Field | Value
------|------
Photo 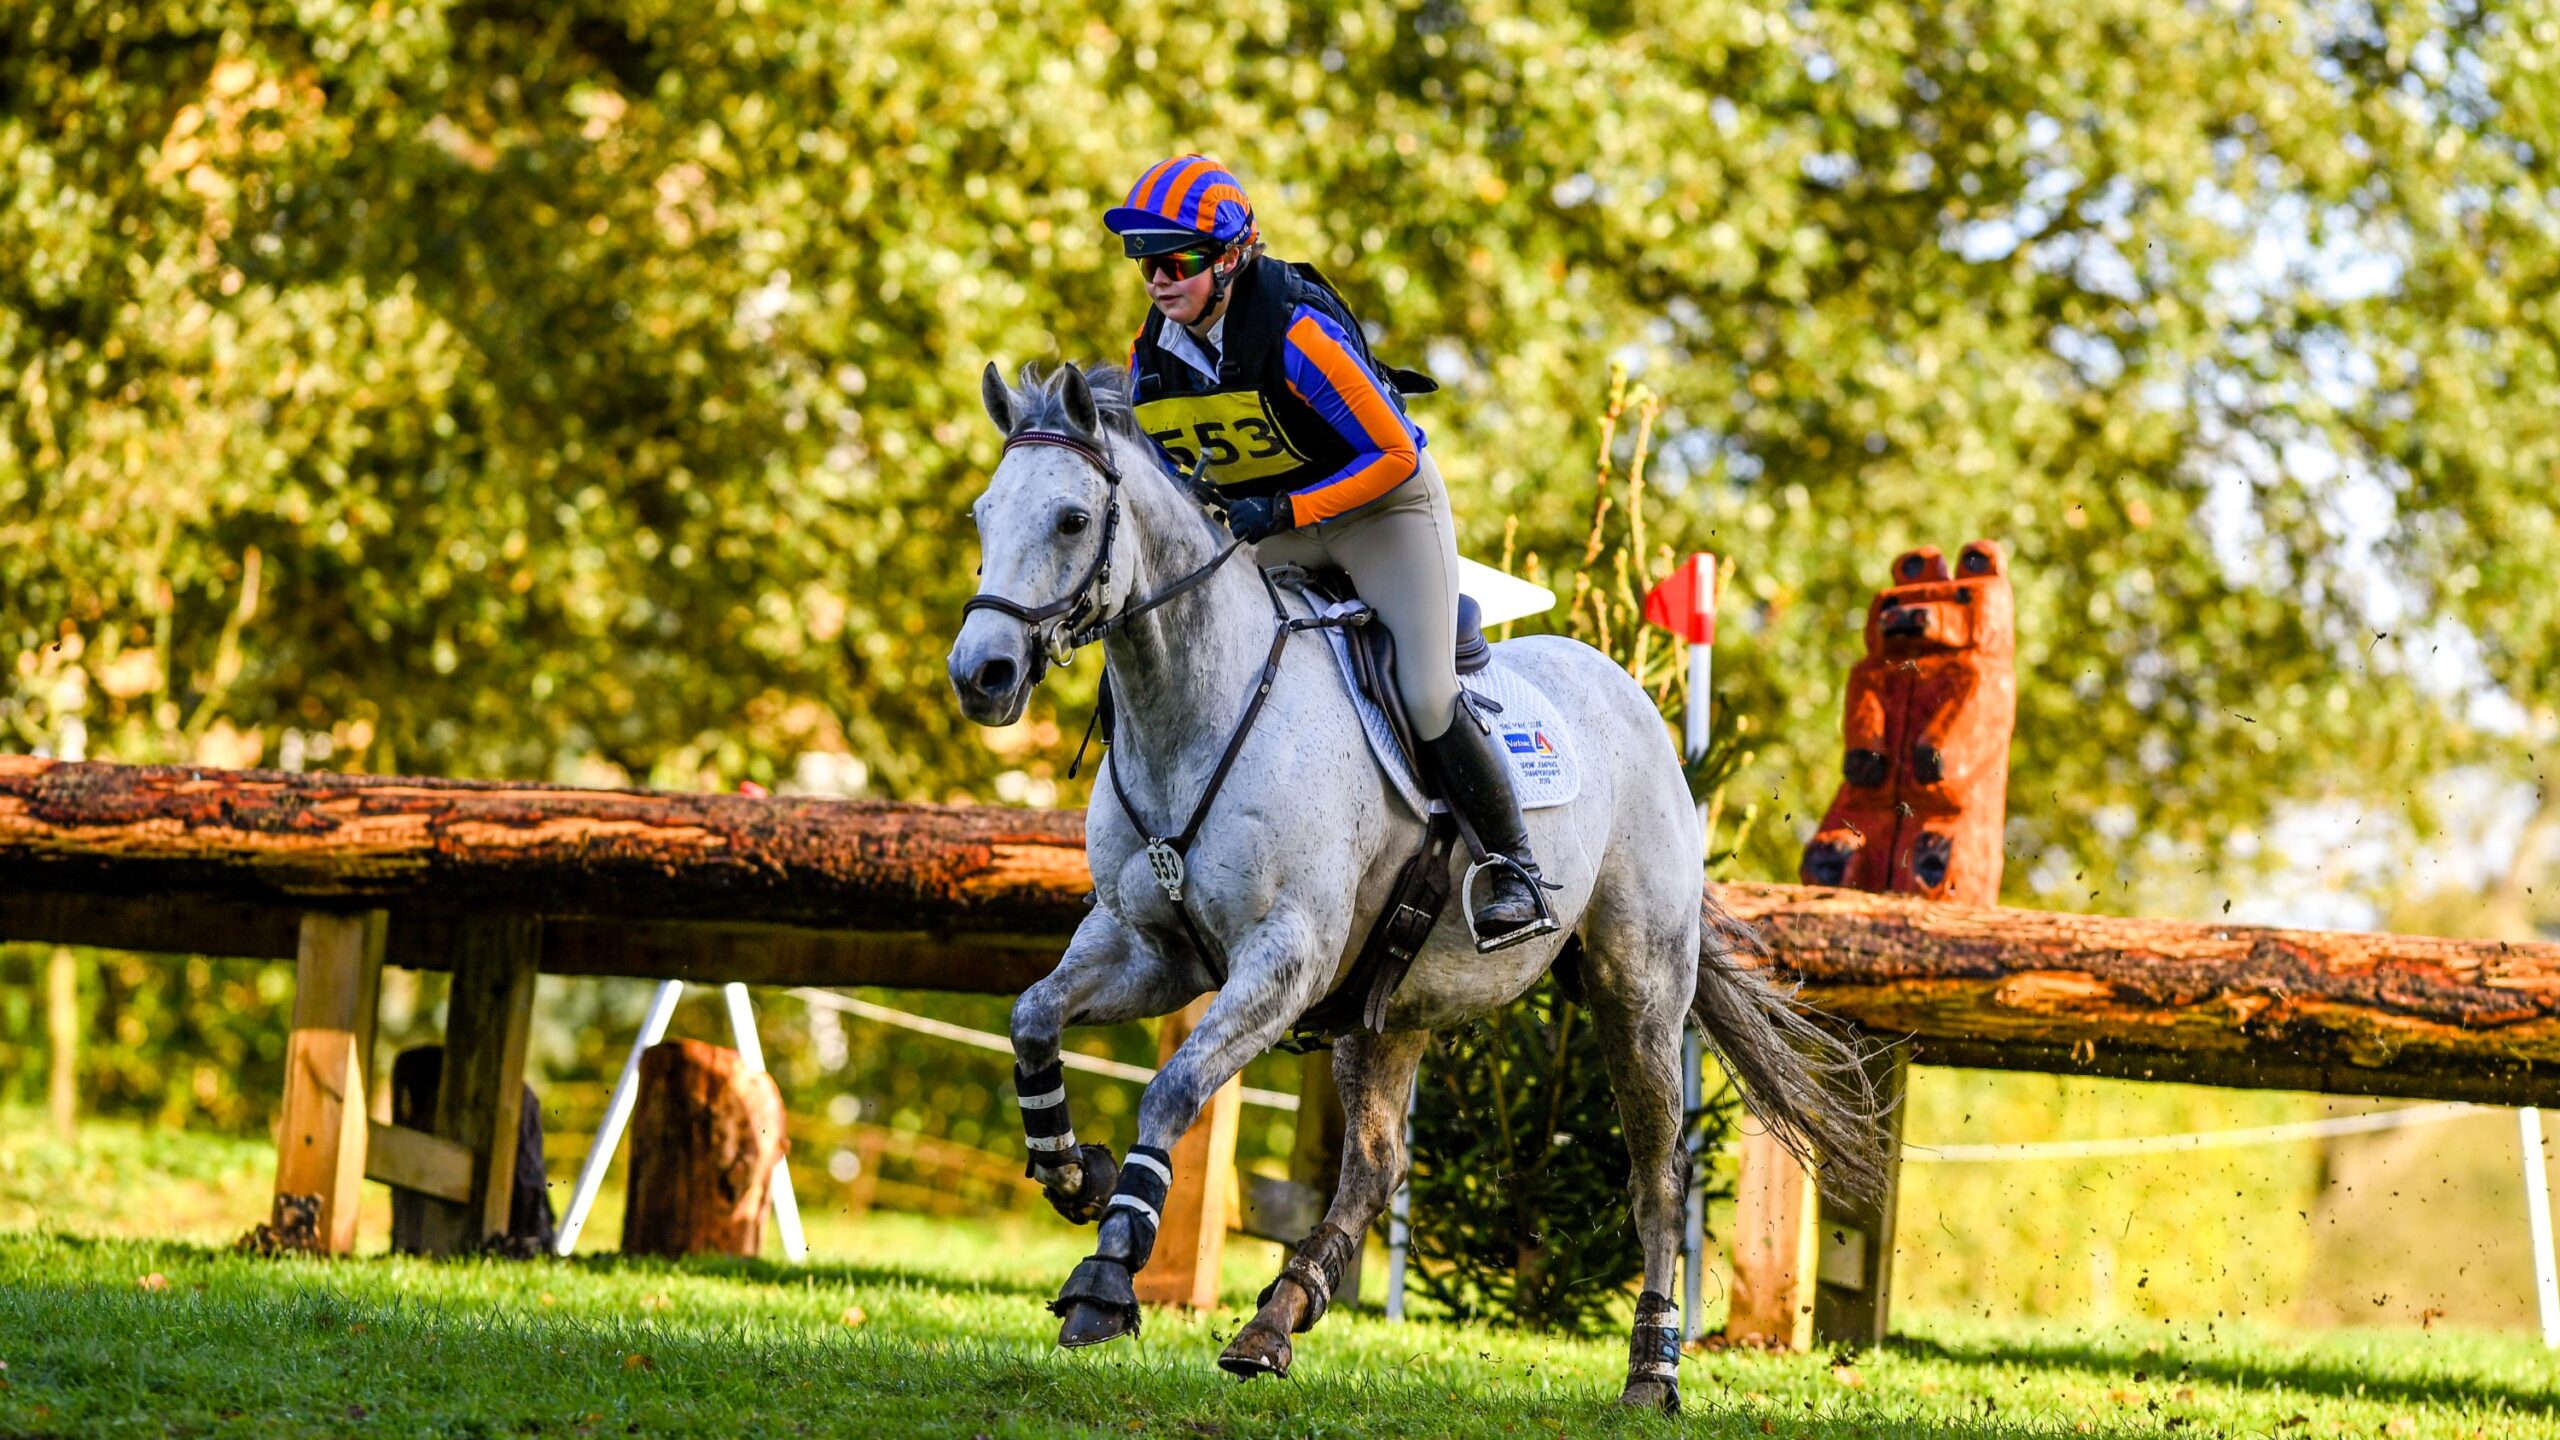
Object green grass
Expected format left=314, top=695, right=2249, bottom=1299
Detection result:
left=0, top=1116, right=2554, bottom=1437
left=1, top=1225, right=2555, bottom=1438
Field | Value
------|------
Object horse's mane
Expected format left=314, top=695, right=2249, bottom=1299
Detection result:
left=1011, top=361, right=1143, bottom=441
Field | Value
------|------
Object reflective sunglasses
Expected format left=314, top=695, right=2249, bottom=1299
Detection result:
left=1137, top=246, right=1222, bottom=283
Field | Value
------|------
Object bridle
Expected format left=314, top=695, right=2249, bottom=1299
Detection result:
left=959, top=428, right=1243, bottom=684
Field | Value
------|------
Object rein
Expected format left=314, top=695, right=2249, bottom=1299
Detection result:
left=962, top=426, right=1349, bottom=976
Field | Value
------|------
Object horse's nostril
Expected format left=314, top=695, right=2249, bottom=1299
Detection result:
left=973, top=657, right=1019, bottom=695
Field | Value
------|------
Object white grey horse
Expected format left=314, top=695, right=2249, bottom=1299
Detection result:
left=948, top=362, right=1884, bottom=1413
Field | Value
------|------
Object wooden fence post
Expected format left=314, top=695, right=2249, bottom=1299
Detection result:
left=47, top=946, right=77, bottom=1139
left=1732, top=538, right=2013, bottom=1348
left=271, top=911, right=387, bottom=1255
left=1724, top=1118, right=1818, bottom=1348
left=413, top=915, right=540, bottom=1254
left=1811, top=1042, right=1912, bottom=1348
left=1133, top=995, right=1243, bottom=1310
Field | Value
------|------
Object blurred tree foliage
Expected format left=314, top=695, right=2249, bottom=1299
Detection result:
left=4, top=1, right=2557, bottom=1128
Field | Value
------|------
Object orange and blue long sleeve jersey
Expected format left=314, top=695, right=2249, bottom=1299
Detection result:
left=1275, top=307, right=1428, bottom=526
left=1128, top=255, right=1432, bottom=524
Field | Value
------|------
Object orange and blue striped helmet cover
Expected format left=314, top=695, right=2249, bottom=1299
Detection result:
left=1103, top=155, right=1258, bottom=256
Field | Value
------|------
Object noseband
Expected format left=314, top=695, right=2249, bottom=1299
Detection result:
left=960, top=429, right=1244, bottom=682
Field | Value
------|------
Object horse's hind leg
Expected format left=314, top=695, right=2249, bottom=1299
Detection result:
left=1219, top=1028, right=1428, bottom=1380
left=1578, top=885, right=1701, bottom=1413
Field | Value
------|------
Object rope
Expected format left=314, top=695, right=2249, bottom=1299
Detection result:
left=1899, top=1101, right=2489, bottom=1162
left=788, top=987, right=1300, bottom=1114
left=789, top=989, right=2492, bottom=1157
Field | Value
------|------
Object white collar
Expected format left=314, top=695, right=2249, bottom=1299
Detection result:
left=1159, top=311, right=1227, bottom=382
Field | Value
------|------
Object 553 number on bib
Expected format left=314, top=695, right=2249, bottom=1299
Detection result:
left=1131, top=391, right=1307, bottom=485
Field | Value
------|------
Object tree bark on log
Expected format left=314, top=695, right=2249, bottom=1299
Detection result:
left=622, top=1039, right=787, bottom=1259
left=1719, top=883, right=2560, bottom=1101
left=0, top=755, right=1087, bottom=934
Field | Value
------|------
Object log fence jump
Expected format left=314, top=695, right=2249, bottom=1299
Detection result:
left=9, top=755, right=2560, bottom=1319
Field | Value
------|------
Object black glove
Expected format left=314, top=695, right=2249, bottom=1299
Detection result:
left=1225, top=494, right=1295, bottom=543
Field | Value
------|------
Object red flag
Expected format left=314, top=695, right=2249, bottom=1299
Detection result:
left=1642, top=553, right=1718, bottom=645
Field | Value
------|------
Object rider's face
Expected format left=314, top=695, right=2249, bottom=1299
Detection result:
left=1146, top=254, right=1230, bottom=327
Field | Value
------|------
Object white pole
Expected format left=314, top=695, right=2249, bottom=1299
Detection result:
left=1684, top=641, right=1713, bottom=765
left=1386, top=1086, right=1416, bottom=1322
left=555, top=979, right=684, bottom=1256
left=725, top=982, right=808, bottom=1264
left=1680, top=627, right=1714, bottom=1339
left=1687, top=637, right=1715, bottom=865
left=2522, top=1107, right=2559, bottom=1348
left=1682, top=1025, right=1707, bottom=1341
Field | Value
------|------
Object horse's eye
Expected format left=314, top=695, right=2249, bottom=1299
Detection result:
left=1059, top=510, right=1091, bottom=536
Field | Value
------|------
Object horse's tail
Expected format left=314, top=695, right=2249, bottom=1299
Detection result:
left=1688, top=888, right=1895, bottom=1205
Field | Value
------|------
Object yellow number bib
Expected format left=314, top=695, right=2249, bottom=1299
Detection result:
left=1132, top=391, right=1308, bottom=487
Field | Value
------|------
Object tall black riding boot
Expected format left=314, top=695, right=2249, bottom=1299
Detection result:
left=1419, top=714, right=1558, bottom=952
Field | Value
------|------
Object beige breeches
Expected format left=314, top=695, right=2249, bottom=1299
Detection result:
left=1256, top=450, right=1463, bottom=742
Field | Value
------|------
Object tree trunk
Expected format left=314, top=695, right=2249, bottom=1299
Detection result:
left=12, top=755, right=2560, bottom=1099
left=1718, top=883, right=2560, bottom=1102
left=622, top=1039, right=787, bottom=1259
left=0, top=755, right=1087, bottom=935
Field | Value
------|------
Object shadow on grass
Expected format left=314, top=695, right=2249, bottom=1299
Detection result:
left=1887, top=1328, right=2556, bottom=1419
left=559, top=1249, right=1066, bottom=1301
left=0, top=1230, right=1069, bottom=1304
left=848, top=1334, right=2138, bottom=1440
left=4, top=1228, right=223, bottom=1272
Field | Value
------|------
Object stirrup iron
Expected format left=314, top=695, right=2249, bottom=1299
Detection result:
left=1459, top=854, right=1560, bottom=954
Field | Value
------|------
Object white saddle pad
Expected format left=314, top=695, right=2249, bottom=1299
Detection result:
left=1295, top=591, right=1582, bottom=816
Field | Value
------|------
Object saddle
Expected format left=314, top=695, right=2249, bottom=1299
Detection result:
left=1279, top=568, right=1495, bottom=1044
left=1284, top=567, right=1493, bottom=786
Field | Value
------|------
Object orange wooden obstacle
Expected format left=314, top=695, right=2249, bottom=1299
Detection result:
left=1800, top=540, right=2017, bottom=905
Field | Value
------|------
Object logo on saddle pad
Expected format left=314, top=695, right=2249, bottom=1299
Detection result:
left=1501, top=729, right=1556, bottom=758
left=1498, top=725, right=1567, bottom=792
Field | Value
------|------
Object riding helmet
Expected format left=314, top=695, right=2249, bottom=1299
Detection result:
left=1103, top=155, right=1258, bottom=257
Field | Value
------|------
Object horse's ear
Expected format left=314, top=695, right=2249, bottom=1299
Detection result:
left=981, top=361, right=1015, bottom=437
left=1059, top=362, right=1100, bottom=437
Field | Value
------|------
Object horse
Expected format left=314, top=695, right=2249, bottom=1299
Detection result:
left=947, top=361, right=1886, bottom=1412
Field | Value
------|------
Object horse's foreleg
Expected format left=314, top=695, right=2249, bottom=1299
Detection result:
left=1052, top=911, right=1330, bottom=1350
left=1011, top=910, right=1204, bottom=1225
left=1219, top=1027, right=1428, bottom=1380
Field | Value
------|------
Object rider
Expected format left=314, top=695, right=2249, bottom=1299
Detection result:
left=1104, top=154, right=1552, bottom=949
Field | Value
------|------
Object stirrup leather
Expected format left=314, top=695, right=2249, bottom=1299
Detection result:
left=1459, top=853, right=1560, bottom=954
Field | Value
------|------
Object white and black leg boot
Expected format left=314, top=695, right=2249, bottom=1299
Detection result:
left=1016, top=1059, right=1118, bottom=1222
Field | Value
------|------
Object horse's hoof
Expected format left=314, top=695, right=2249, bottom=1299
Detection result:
left=1216, top=1324, right=1293, bottom=1381
left=1617, top=1377, right=1681, bottom=1415
left=1043, top=1144, right=1120, bottom=1225
left=1055, top=1298, right=1138, bottom=1349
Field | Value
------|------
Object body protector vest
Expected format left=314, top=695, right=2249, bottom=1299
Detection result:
left=1129, top=256, right=1436, bottom=502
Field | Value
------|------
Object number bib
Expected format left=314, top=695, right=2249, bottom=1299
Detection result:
left=1132, top=390, right=1309, bottom=487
